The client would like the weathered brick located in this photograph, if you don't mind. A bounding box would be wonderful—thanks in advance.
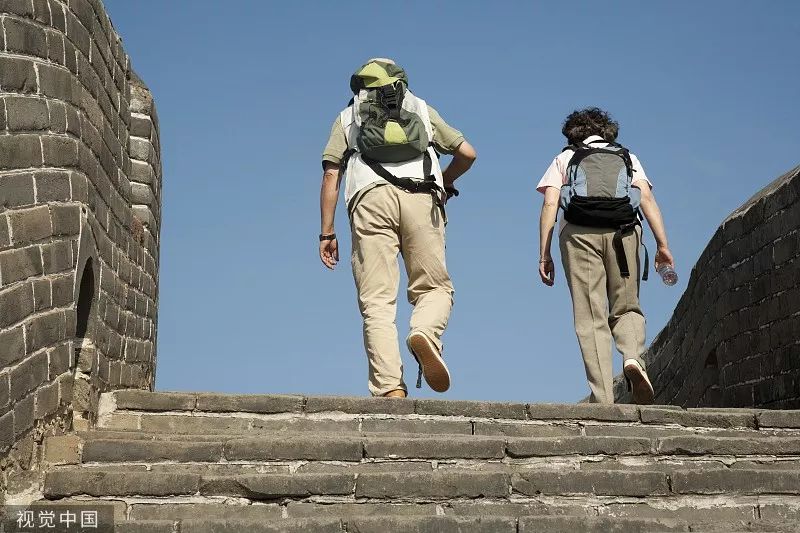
[42,135,79,167]
[35,379,60,418]
[195,393,304,414]
[658,435,800,456]
[286,502,436,519]
[3,17,47,57]
[42,239,74,273]
[45,470,201,497]
[32,278,52,311]
[415,399,527,419]
[8,205,52,244]
[0,283,35,326]
[0,215,9,248]
[199,473,354,499]
[512,470,669,497]
[640,407,756,428]
[48,342,71,378]
[519,516,689,533]
[361,418,473,435]
[0,371,9,408]
[113,390,196,411]
[507,436,652,457]
[758,409,800,428]
[13,391,35,436]
[51,273,73,306]
[46,29,66,66]
[305,395,414,415]
[0,56,38,94]
[365,436,505,460]
[349,517,517,533]
[672,469,800,495]
[5,96,49,131]
[226,435,363,462]
[43,434,81,464]
[130,503,283,521]
[37,63,78,104]
[34,171,72,202]
[356,472,509,499]
[527,403,640,422]
[50,204,80,235]
[0,326,26,367]
[25,309,66,352]
[83,439,224,463]
[0,411,13,450]
[473,421,580,438]
[10,351,48,402]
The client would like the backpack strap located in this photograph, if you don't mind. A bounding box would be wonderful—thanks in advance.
[360,151,445,208]
[612,221,649,281]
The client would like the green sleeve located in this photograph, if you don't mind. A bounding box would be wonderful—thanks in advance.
[427,105,466,154]
[322,115,347,167]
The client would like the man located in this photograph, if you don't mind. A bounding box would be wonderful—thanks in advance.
[537,107,674,404]
[319,58,476,398]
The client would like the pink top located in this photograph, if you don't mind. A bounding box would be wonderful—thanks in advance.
[536,135,653,193]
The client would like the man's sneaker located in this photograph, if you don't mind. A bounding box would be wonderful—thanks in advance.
[407,331,450,393]
[624,359,655,405]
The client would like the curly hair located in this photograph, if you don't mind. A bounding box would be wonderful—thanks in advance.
[561,107,619,145]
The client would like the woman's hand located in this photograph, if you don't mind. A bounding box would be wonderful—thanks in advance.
[539,257,555,286]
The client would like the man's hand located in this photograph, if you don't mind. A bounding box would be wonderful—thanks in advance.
[655,246,675,270]
[320,238,339,270]
[539,258,555,286]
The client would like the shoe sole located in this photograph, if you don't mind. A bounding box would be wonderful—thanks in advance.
[407,333,450,393]
[624,363,655,405]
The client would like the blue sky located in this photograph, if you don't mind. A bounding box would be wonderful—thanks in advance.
[104,1,800,402]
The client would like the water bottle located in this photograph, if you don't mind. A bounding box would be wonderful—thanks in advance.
[657,264,678,286]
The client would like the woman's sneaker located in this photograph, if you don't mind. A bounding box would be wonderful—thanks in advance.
[624,359,654,405]
[407,331,450,393]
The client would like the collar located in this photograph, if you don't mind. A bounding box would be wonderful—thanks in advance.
[583,135,607,144]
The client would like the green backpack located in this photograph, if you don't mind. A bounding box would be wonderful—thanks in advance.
[349,61,429,164]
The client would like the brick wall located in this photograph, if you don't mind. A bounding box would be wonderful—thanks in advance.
[0,0,161,491]
[615,165,800,408]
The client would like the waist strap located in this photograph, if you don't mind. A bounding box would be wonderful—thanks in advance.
[613,222,649,281]
[361,152,445,208]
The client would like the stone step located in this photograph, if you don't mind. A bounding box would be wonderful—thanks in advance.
[43,468,800,500]
[24,514,800,533]
[45,432,800,467]
[102,391,800,430]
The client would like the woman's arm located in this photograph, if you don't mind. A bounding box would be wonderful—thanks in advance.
[635,181,675,269]
[538,186,560,286]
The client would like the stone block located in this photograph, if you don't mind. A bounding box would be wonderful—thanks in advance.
[356,472,509,499]
[3,17,47,57]
[346,517,517,533]
[13,392,35,436]
[0,411,13,450]
[518,516,687,533]
[0,371,8,408]
[305,395,414,415]
[44,470,201,497]
[113,389,196,411]
[225,435,363,462]
[51,273,73,306]
[82,439,224,463]
[180,519,343,533]
[42,239,74,274]
[758,409,800,428]
[130,503,282,521]
[32,278,52,311]
[50,204,81,235]
[199,473,354,499]
[671,469,800,494]
[0,57,38,94]
[0,326,26,366]
[8,205,52,244]
[35,379,60,418]
[415,399,527,419]
[24,309,66,352]
[473,421,580,438]
[640,407,756,428]
[248,417,360,434]
[361,419,472,435]
[364,436,505,460]
[130,182,155,205]
[0,173,37,209]
[10,351,48,401]
[507,436,652,457]
[5,96,49,131]
[286,502,436,518]
[512,470,669,497]
[527,403,640,422]
[48,342,71,379]
[111,522,177,533]
[44,434,82,464]
[0,215,9,248]
[42,135,79,167]
[195,392,303,414]
[46,30,66,67]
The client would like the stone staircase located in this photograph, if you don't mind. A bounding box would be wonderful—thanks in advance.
[11,390,800,532]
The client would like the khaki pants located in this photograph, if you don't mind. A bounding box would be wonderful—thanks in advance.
[350,185,454,396]
[560,223,646,404]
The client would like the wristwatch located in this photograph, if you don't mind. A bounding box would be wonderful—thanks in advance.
[319,233,336,241]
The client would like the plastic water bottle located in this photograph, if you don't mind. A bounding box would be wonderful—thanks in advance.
[657,265,678,286]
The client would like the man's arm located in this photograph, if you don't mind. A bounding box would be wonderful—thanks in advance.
[319,162,342,270]
[635,181,675,269]
[538,187,560,286]
[442,141,477,188]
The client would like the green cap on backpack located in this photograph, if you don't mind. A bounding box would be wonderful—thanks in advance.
[350,59,408,94]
